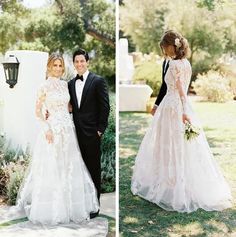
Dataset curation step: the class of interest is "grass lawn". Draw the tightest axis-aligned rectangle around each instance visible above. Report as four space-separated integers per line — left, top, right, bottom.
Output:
119 99 236 237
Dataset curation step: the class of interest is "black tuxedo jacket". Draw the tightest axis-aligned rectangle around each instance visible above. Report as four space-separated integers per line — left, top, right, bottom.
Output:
154 59 169 106
68 72 110 137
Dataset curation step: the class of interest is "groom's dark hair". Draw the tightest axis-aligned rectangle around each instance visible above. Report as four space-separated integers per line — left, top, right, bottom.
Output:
73 49 89 62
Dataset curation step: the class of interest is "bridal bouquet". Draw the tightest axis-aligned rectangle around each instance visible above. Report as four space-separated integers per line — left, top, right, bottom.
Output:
184 122 200 141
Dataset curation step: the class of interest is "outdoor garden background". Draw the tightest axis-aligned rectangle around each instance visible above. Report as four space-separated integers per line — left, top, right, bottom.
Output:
0 0 115 235
119 0 236 236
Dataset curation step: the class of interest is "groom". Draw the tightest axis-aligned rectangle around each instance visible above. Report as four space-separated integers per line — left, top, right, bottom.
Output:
151 58 169 115
68 49 110 214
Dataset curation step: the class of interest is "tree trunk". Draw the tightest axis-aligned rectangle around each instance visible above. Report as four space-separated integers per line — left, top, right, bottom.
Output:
86 27 115 48
55 0 115 47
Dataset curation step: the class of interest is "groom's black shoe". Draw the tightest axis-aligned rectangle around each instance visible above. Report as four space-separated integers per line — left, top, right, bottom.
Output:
90 210 100 219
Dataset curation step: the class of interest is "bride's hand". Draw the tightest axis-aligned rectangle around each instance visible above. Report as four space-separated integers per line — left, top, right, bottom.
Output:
182 113 191 124
151 106 157 116
45 129 53 144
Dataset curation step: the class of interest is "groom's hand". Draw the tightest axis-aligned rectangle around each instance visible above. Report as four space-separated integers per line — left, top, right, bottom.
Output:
68 102 72 113
97 131 102 137
151 105 158 116
45 110 50 120
45 129 53 144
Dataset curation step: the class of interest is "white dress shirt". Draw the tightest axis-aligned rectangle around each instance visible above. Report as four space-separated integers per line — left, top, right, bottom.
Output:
75 70 89 108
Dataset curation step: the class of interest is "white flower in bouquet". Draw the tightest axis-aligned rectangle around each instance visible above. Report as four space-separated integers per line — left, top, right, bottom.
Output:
184 121 200 141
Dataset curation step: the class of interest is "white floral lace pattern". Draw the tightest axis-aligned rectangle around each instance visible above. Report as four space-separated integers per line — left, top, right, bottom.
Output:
15 77 99 225
131 59 232 213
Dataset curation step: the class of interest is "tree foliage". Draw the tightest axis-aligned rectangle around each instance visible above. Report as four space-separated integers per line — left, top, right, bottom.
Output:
120 0 236 78
0 0 115 81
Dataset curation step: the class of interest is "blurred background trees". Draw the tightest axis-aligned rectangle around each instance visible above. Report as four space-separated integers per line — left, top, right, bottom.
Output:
120 0 236 99
0 0 115 86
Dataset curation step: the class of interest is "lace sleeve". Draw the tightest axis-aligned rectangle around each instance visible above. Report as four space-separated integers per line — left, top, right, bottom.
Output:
170 61 188 114
36 84 51 132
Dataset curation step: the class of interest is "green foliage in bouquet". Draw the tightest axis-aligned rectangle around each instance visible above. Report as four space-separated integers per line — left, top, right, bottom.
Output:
184 122 200 141
101 94 116 193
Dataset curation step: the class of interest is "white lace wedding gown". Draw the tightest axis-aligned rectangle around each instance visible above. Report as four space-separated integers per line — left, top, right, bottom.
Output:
131 59 232 213
15 77 99 225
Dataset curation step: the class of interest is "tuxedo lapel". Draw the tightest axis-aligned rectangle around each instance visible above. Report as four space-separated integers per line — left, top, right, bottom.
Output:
80 72 95 109
71 78 79 109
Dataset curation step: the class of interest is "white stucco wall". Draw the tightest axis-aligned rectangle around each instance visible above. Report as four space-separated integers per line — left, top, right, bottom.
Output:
0 50 49 151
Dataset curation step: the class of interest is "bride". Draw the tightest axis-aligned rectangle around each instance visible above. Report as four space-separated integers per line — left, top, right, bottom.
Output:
131 30 232 213
14 53 99 224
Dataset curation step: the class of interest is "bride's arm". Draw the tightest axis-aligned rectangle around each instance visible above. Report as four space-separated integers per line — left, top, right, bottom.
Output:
176 80 191 124
36 86 53 143
171 63 191 124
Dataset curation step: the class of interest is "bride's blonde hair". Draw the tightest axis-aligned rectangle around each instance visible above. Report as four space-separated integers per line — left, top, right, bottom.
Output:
160 30 191 59
46 53 65 78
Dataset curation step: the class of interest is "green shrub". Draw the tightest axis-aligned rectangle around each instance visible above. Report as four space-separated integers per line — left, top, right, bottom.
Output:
0 137 30 202
3 149 17 164
0 136 4 152
133 61 162 97
219 63 236 99
0 138 15 166
0 137 27 166
193 70 233 102
191 55 219 81
101 150 115 193
7 167 25 205
0 166 8 196
230 77 236 99
101 94 115 193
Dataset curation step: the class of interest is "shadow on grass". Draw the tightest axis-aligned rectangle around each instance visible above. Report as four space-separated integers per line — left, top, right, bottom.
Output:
119 110 236 236
203 126 227 148
120 112 152 159
119 158 236 237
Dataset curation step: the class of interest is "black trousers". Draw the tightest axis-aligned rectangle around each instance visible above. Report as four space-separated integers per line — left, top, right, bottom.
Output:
76 128 101 201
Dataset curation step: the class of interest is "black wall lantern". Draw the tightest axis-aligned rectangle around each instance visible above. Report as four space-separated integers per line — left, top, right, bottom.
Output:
2 55 20 88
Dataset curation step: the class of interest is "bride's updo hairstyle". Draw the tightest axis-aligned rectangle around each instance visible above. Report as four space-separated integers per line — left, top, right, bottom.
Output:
46 53 65 78
160 30 191 60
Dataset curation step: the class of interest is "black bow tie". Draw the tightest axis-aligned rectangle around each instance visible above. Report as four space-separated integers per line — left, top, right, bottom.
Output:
75 74 84 81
